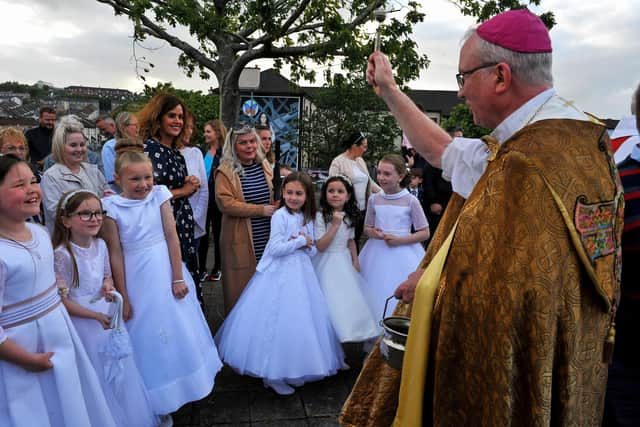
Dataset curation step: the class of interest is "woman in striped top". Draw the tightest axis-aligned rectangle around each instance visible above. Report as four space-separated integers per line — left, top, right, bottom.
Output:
215 125 275 314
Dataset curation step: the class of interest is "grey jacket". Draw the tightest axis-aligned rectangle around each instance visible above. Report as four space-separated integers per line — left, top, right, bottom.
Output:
41 162 110 232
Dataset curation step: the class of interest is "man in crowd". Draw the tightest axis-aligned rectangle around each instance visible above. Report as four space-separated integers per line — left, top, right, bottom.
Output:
341 9 622 426
25 106 56 169
96 115 116 142
98 116 118 190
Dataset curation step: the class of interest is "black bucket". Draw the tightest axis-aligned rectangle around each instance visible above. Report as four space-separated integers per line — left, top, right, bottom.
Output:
379 296 410 370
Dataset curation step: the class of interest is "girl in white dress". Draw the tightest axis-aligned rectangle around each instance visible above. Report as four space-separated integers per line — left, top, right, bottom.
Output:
0 154 117 427
52 189 158 427
359 154 430 326
215 172 346 396
100 148 222 418
313 175 378 343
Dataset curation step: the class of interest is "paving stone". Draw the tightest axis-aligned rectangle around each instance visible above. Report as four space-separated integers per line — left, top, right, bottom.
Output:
249 388 306 422
201 390 250 424
251 419 309 427
174 402 196 426
299 378 350 418
213 366 263 392
307 416 341 427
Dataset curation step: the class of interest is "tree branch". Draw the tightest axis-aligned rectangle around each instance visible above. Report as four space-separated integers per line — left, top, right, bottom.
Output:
277 0 313 38
284 21 324 36
98 0 222 75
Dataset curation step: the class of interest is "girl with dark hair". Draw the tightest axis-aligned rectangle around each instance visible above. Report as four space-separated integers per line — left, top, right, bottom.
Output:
359 154 430 325
313 175 378 344
0 155 118 426
215 172 345 396
328 131 381 249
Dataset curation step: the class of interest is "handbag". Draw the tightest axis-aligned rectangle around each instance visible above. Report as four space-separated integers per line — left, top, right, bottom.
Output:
98 290 133 393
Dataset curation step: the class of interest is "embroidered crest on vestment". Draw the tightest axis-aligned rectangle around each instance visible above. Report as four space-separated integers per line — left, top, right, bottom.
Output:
574 199 616 260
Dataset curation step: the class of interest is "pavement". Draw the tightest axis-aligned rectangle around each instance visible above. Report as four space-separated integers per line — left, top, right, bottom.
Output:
171 273 368 426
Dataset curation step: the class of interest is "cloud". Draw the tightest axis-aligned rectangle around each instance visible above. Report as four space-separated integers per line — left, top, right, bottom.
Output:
2 0 639 119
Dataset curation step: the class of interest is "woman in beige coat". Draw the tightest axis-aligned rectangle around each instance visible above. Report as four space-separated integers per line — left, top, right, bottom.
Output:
328 131 381 248
215 125 274 314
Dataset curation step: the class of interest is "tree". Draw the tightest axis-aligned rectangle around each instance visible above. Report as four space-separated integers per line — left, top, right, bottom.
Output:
301 73 399 169
440 103 490 139
450 0 555 27
96 0 429 128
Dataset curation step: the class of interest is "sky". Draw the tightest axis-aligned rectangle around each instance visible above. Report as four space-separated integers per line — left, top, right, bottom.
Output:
2 0 638 120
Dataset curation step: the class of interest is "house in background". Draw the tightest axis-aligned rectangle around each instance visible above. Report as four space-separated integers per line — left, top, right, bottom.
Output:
408 90 462 124
219 68 462 169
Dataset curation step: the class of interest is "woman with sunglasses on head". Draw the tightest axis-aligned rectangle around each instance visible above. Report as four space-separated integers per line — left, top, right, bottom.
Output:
215 124 275 315
40 116 112 232
137 93 202 301
329 131 381 250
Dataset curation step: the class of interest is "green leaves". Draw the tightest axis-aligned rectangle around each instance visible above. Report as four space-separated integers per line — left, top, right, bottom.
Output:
301 75 400 169
450 0 555 27
440 104 491 139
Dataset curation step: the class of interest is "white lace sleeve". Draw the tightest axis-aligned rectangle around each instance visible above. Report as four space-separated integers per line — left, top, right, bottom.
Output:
53 247 73 291
99 239 112 279
409 195 429 231
364 193 377 227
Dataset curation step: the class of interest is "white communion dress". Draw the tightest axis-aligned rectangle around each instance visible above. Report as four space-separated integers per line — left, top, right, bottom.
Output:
359 189 428 326
215 207 346 389
0 223 117 427
102 185 222 414
312 213 378 343
54 239 158 427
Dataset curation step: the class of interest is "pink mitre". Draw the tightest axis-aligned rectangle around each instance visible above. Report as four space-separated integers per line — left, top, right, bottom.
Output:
477 9 552 53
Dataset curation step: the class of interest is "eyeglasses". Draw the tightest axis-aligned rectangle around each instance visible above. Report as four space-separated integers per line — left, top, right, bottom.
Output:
1 146 27 153
69 210 106 221
455 62 498 89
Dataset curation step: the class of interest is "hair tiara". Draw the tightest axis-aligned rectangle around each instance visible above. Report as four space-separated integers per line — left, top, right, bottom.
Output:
61 189 98 212
331 173 353 186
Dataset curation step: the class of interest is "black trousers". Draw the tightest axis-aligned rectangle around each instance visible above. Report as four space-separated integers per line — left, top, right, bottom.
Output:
354 210 366 252
198 205 222 275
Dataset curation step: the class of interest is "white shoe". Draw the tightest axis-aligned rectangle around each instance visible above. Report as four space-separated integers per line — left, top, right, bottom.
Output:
159 414 173 427
263 379 295 395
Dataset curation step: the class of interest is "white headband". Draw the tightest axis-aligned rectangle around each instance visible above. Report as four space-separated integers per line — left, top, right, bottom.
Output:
60 189 98 212
331 173 353 186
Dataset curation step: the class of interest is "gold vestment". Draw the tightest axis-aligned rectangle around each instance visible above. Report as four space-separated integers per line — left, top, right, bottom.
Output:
341 119 623 426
